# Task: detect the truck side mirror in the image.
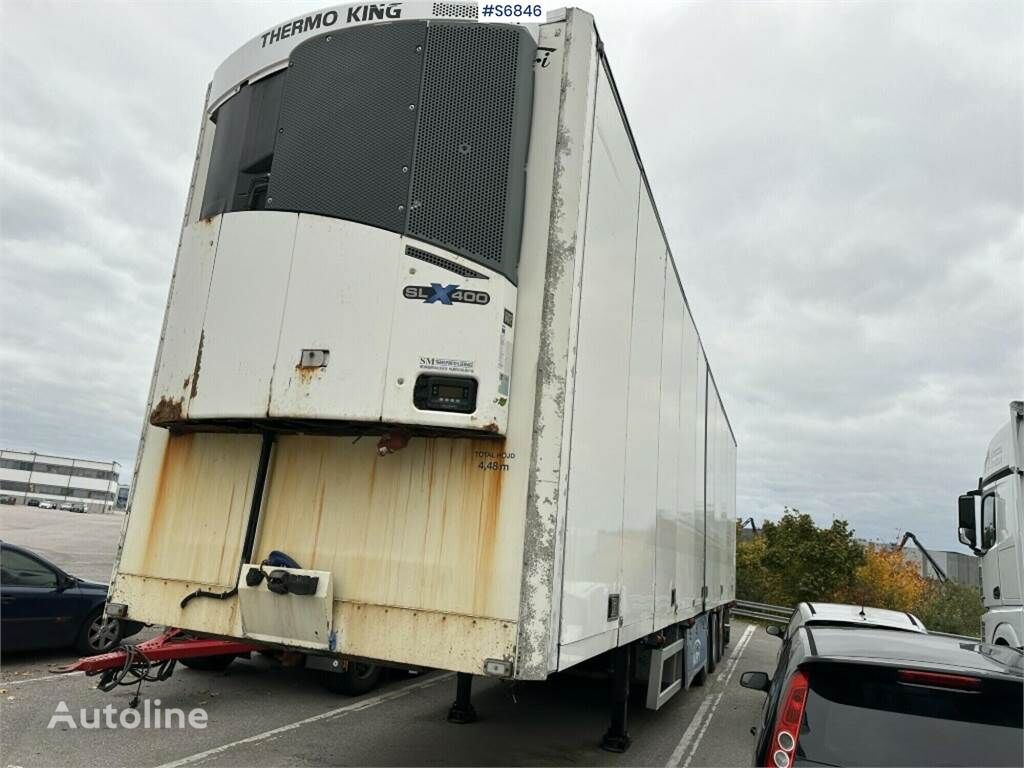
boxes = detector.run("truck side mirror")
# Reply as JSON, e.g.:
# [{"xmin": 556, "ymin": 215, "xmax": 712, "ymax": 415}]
[
  {"xmin": 740, "ymin": 671, "xmax": 771, "ymax": 692},
  {"xmin": 766, "ymin": 624, "xmax": 783, "ymax": 639},
  {"xmin": 958, "ymin": 495, "xmax": 979, "ymax": 552}
]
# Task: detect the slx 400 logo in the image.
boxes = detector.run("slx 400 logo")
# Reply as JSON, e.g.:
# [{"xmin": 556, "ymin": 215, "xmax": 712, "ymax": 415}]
[{"xmin": 404, "ymin": 284, "xmax": 490, "ymax": 306}]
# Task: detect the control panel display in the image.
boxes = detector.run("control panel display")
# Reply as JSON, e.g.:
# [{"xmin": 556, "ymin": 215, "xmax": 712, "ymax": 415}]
[{"xmin": 413, "ymin": 375, "xmax": 477, "ymax": 414}]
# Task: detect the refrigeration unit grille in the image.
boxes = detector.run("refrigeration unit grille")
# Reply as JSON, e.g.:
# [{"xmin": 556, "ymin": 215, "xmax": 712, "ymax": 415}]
[
  {"xmin": 432, "ymin": 2, "xmax": 479, "ymax": 18},
  {"xmin": 405, "ymin": 245, "xmax": 489, "ymax": 279},
  {"xmin": 267, "ymin": 22, "xmax": 427, "ymax": 233},
  {"xmin": 407, "ymin": 23, "xmax": 526, "ymax": 281}
]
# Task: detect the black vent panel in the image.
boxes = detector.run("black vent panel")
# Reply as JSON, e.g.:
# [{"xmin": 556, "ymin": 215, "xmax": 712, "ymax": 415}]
[
  {"xmin": 407, "ymin": 23, "xmax": 534, "ymax": 283},
  {"xmin": 432, "ymin": 2, "xmax": 479, "ymax": 18},
  {"xmin": 267, "ymin": 22, "xmax": 427, "ymax": 232},
  {"xmin": 405, "ymin": 245, "xmax": 488, "ymax": 279}
]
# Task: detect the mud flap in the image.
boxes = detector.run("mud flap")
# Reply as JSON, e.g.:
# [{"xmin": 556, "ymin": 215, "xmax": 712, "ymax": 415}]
[{"xmin": 683, "ymin": 614, "xmax": 709, "ymax": 689}]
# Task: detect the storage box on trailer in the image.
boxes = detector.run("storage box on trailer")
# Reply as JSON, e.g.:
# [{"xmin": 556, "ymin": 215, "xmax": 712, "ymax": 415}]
[{"xmin": 110, "ymin": 1, "xmax": 737, "ymax": 689}]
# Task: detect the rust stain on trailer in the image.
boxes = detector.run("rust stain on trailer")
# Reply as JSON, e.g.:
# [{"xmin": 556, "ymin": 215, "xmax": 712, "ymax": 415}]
[
  {"xmin": 255, "ymin": 435, "xmax": 512, "ymax": 619},
  {"xmin": 137, "ymin": 432, "xmax": 260, "ymax": 585},
  {"xmin": 189, "ymin": 331, "xmax": 204, "ymax": 399},
  {"xmin": 472, "ymin": 438, "xmax": 505, "ymax": 614},
  {"xmin": 149, "ymin": 397, "xmax": 184, "ymax": 426},
  {"xmin": 144, "ymin": 432, "xmax": 195, "ymax": 564},
  {"xmin": 294, "ymin": 363, "xmax": 322, "ymax": 384}
]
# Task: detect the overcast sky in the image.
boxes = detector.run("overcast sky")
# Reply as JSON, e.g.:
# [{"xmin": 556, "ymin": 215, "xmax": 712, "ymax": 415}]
[{"xmin": 1, "ymin": 1, "xmax": 1020, "ymax": 549}]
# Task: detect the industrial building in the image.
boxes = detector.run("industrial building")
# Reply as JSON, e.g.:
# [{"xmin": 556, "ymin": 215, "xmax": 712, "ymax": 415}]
[
  {"xmin": 0, "ymin": 450, "xmax": 120, "ymax": 513},
  {"xmin": 902, "ymin": 545, "xmax": 981, "ymax": 589}
]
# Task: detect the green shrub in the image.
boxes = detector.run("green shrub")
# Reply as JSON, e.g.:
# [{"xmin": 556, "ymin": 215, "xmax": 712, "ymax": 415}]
[{"xmin": 914, "ymin": 580, "xmax": 984, "ymax": 637}]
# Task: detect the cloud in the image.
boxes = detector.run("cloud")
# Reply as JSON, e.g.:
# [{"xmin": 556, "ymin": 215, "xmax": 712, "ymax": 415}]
[{"xmin": 1, "ymin": 1, "xmax": 1020, "ymax": 550}]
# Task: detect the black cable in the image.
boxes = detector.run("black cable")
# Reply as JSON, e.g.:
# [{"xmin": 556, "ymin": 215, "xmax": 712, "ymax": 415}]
[
  {"xmin": 180, "ymin": 586, "xmax": 237, "ymax": 608},
  {"xmin": 93, "ymin": 642, "xmax": 178, "ymax": 707}
]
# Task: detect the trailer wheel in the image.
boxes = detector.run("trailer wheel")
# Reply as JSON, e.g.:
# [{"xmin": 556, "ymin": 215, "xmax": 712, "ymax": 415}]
[
  {"xmin": 322, "ymin": 661, "xmax": 381, "ymax": 695},
  {"xmin": 180, "ymin": 654, "xmax": 236, "ymax": 672}
]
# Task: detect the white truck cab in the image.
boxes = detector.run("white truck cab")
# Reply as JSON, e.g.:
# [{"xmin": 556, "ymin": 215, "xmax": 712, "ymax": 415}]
[{"xmin": 958, "ymin": 401, "xmax": 1024, "ymax": 648}]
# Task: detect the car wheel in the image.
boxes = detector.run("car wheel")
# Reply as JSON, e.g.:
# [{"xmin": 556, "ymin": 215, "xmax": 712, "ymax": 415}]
[
  {"xmin": 322, "ymin": 661, "xmax": 382, "ymax": 695},
  {"xmin": 77, "ymin": 611, "xmax": 123, "ymax": 655},
  {"xmin": 180, "ymin": 654, "xmax": 237, "ymax": 671}
]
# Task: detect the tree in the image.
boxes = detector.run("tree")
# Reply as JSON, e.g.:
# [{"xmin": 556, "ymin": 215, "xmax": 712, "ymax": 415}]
[
  {"xmin": 914, "ymin": 581, "xmax": 985, "ymax": 636},
  {"xmin": 736, "ymin": 523, "xmax": 771, "ymax": 604},
  {"xmin": 752, "ymin": 509, "xmax": 865, "ymax": 606},
  {"xmin": 843, "ymin": 545, "xmax": 927, "ymax": 612},
  {"xmin": 734, "ymin": 510, "xmax": 985, "ymax": 638}
]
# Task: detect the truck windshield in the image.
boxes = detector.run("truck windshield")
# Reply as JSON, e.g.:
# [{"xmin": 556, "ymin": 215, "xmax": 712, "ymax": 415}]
[{"xmin": 795, "ymin": 663, "xmax": 1023, "ymax": 767}]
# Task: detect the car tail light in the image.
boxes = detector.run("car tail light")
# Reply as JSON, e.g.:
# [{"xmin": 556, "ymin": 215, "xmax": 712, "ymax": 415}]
[
  {"xmin": 897, "ymin": 669, "xmax": 981, "ymax": 691},
  {"xmin": 765, "ymin": 669, "xmax": 808, "ymax": 768}
]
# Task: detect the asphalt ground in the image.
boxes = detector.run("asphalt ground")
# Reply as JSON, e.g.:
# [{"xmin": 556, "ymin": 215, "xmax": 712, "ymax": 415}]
[
  {"xmin": 1, "ymin": 504, "xmax": 773, "ymax": 767},
  {"xmin": 1, "ymin": 504, "xmax": 125, "ymax": 583}
]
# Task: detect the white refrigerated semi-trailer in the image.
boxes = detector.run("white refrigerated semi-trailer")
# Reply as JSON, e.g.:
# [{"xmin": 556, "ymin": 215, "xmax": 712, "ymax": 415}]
[{"xmin": 109, "ymin": 1, "xmax": 736, "ymax": 745}]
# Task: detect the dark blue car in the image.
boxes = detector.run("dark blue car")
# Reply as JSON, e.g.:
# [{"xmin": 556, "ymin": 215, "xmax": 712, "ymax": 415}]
[{"xmin": 1, "ymin": 542, "xmax": 143, "ymax": 654}]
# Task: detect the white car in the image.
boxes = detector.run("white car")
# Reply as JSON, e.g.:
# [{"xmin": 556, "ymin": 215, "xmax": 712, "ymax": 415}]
[
  {"xmin": 768, "ymin": 601, "xmax": 927, "ymax": 643},
  {"xmin": 37, "ymin": 501, "xmax": 57, "ymax": 509}
]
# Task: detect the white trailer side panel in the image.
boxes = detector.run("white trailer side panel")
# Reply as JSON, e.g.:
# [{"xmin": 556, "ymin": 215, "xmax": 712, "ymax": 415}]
[
  {"xmin": 708, "ymin": 382, "xmax": 737, "ymax": 607},
  {"xmin": 620, "ymin": 192, "xmax": 666, "ymax": 644},
  {"xmin": 558, "ymin": 67, "xmax": 640, "ymax": 660},
  {"xmin": 655, "ymin": 283, "xmax": 682, "ymax": 628},
  {"xmin": 704, "ymin": 382, "xmax": 721, "ymax": 605},
  {"xmin": 676, "ymin": 312, "xmax": 703, "ymax": 617},
  {"xmin": 695, "ymin": 348, "xmax": 708, "ymax": 604}
]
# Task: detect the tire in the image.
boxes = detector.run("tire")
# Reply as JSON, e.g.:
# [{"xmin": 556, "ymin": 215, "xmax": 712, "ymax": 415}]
[
  {"xmin": 691, "ymin": 664, "xmax": 708, "ymax": 687},
  {"xmin": 322, "ymin": 661, "xmax": 382, "ymax": 695},
  {"xmin": 180, "ymin": 654, "xmax": 237, "ymax": 671},
  {"xmin": 707, "ymin": 616, "xmax": 718, "ymax": 674},
  {"xmin": 715, "ymin": 611, "xmax": 725, "ymax": 663},
  {"xmin": 76, "ymin": 611, "xmax": 124, "ymax": 655}
]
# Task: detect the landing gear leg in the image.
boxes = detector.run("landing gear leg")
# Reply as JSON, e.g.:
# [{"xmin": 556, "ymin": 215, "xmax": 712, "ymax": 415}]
[
  {"xmin": 601, "ymin": 644, "xmax": 632, "ymax": 753},
  {"xmin": 447, "ymin": 672, "xmax": 478, "ymax": 724}
]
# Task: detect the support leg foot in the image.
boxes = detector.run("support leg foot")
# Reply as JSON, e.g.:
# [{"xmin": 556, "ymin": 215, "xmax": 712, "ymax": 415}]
[{"xmin": 447, "ymin": 672, "xmax": 478, "ymax": 724}]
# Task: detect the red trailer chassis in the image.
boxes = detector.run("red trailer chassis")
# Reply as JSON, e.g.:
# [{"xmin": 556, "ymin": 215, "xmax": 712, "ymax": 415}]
[{"xmin": 55, "ymin": 630, "xmax": 262, "ymax": 679}]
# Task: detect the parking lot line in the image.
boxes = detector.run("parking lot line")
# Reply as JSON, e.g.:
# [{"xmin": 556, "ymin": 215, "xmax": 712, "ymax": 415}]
[
  {"xmin": 154, "ymin": 672, "xmax": 454, "ymax": 768},
  {"xmin": 665, "ymin": 624, "xmax": 756, "ymax": 768},
  {"xmin": 6, "ymin": 671, "xmax": 84, "ymax": 686}
]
